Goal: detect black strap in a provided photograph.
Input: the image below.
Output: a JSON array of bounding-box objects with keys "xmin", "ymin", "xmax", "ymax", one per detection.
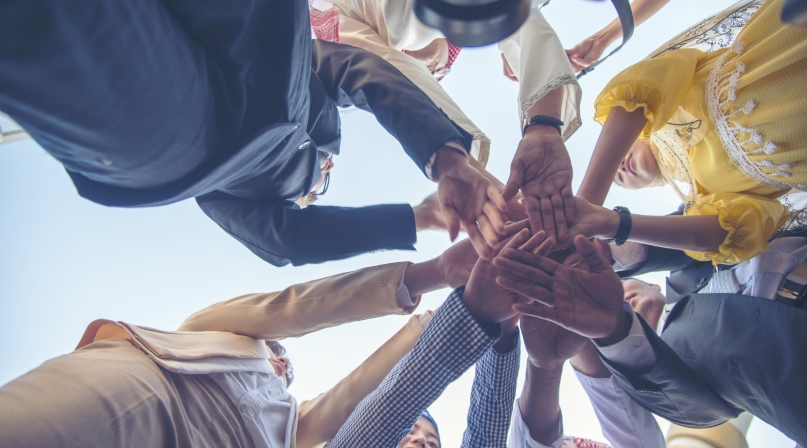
[{"xmin": 577, "ymin": 0, "xmax": 634, "ymax": 79}]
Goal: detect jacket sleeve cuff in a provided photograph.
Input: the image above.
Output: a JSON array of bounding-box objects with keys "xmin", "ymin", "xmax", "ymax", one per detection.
[{"xmin": 594, "ymin": 306, "xmax": 658, "ymax": 370}]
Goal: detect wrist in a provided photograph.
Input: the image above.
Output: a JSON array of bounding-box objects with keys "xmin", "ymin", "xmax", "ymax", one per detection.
[
  {"xmin": 412, "ymin": 203, "xmax": 427, "ymax": 232},
  {"xmin": 598, "ymin": 208, "xmax": 621, "ymax": 239},
  {"xmin": 431, "ymin": 145, "xmax": 467, "ymax": 182},
  {"xmin": 595, "ymin": 308, "xmax": 632, "ymax": 347},
  {"xmin": 526, "ymin": 361, "xmax": 564, "ymax": 379},
  {"xmin": 596, "ymin": 22, "xmax": 621, "ymax": 46},
  {"xmin": 405, "ymin": 258, "xmax": 447, "ymax": 297}
]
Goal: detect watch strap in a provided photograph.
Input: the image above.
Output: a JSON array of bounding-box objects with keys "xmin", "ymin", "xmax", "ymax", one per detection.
[
  {"xmin": 610, "ymin": 206, "xmax": 632, "ymax": 246},
  {"xmin": 522, "ymin": 114, "xmax": 564, "ymax": 136}
]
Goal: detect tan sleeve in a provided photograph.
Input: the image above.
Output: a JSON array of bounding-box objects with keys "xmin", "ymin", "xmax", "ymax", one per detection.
[
  {"xmin": 295, "ymin": 315, "xmax": 426, "ymax": 448},
  {"xmin": 178, "ymin": 262, "xmax": 413, "ymax": 339}
]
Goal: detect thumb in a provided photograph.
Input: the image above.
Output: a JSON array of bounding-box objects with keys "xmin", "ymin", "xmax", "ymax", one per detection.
[
  {"xmin": 503, "ymin": 164, "xmax": 524, "ymax": 201},
  {"xmin": 573, "ymin": 235, "xmax": 611, "ymax": 273}
]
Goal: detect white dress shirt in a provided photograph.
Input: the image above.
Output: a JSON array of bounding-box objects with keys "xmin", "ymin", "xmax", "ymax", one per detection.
[
  {"xmin": 507, "ymin": 369, "xmax": 665, "ymax": 448},
  {"xmin": 574, "ymin": 370, "xmax": 666, "ymax": 448}
]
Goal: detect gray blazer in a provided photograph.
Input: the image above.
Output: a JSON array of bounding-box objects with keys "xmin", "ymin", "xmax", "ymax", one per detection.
[{"xmin": 602, "ymin": 293, "xmax": 807, "ymax": 445}]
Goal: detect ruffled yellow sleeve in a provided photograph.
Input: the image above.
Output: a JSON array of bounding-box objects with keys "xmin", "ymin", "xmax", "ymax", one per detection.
[
  {"xmin": 594, "ymin": 48, "xmax": 701, "ymax": 139},
  {"xmin": 684, "ymin": 192, "xmax": 789, "ymax": 264}
]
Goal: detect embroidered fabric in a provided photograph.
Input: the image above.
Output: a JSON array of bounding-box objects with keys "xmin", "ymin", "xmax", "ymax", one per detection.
[
  {"xmin": 520, "ymin": 74, "xmax": 581, "ymax": 141},
  {"xmin": 646, "ymin": 107, "xmax": 708, "ymax": 210},
  {"xmin": 704, "ymin": 41, "xmax": 792, "ymax": 191}
]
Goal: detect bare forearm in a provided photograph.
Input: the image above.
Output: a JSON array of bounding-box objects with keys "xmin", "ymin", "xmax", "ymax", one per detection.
[
  {"xmin": 578, "ymin": 107, "xmax": 647, "ymax": 205},
  {"xmin": 404, "ymin": 259, "xmax": 449, "ymax": 297},
  {"xmin": 596, "ymin": 0, "xmax": 672, "ymax": 48},
  {"xmin": 519, "ymin": 364, "xmax": 563, "ymax": 445},
  {"xmin": 525, "ymin": 86, "xmax": 563, "ymax": 120},
  {"xmin": 597, "ymin": 211, "xmax": 727, "ymax": 253}
]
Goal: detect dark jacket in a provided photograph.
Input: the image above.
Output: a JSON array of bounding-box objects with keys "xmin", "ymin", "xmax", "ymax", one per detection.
[
  {"xmin": 1, "ymin": 0, "xmax": 470, "ymax": 266},
  {"xmin": 602, "ymin": 294, "xmax": 807, "ymax": 444}
]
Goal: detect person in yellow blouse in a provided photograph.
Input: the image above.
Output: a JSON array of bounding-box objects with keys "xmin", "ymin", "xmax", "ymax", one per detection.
[{"xmin": 574, "ymin": 0, "xmax": 807, "ymax": 264}]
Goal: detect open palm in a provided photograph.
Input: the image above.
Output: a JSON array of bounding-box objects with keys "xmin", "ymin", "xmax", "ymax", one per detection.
[{"xmin": 494, "ymin": 236, "xmax": 625, "ymax": 339}]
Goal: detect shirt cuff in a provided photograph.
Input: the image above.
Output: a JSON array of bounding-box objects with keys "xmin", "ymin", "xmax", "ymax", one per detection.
[
  {"xmin": 593, "ymin": 307, "xmax": 658, "ymax": 370},
  {"xmin": 424, "ymin": 141, "xmax": 468, "ymax": 181},
  {"xmin": 396, "ymin": 264, "xmax": 416, "ymax": 309}
]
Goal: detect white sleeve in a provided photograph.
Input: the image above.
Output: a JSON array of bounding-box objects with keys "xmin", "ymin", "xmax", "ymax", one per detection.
[
  {"xmin": 594, "ymin": 309, "xmax": 658, "ymax": 369},
  {"xmin": 336, "ymin": 15, "xmax": 491, "ymax": 165},
  {"xmin": 330, "ymin": 0, "xmax": 440, "ymax": 50},
  {"xmin": 507, "ymin": 399, "xmax": 563, "ymax": 448},
  {"xmin": 574, "ymin": 371, "xmax": 666, "ymax": 448},
  {"xmin": 497, "ymin": 7, "xmax": 581, "ymax": 141}
]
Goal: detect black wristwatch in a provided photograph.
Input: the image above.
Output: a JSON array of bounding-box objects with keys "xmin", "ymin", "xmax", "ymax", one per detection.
[
  {"xmin": 521, "ymin": 114, "xmax": 564, "ymax": 136},
  {"xmin": 609, "ymin": 206, "xmax": 632, "ymax": 246}
]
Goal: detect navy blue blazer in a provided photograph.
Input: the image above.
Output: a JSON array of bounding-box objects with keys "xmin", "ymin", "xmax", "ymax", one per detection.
[{"xmin": 0, "ymin": 0, "xmax": 470, "ymax": 266}]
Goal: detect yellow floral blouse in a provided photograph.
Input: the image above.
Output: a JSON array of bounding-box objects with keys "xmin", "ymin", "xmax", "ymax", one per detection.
[{"xmin": 594, "ymin": 48, "xmax": 789, "ymax": 264}]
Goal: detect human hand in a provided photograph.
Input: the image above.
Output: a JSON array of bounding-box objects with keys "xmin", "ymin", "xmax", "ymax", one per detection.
[
  {"xmin": 493, "ymin": 236, "xmax": 628, "ymax": 341},
  {"xmin": 462, "ymin": 229, "xmax": 554, "ymax": 327},
  {"xmin": 437, "ymin": 220, "xmax": 533, "ymax": 289},
  {"xmin": 566, "ymin": 196, "xmax": 620, "ymax": 243},
  {"xmin": 501, "ymin": 53, "xmax": 518, "ymax": 82},
  {"xmin": 565, "ymin": 36, "xmax": 608, "ymax": 73},
  {"xmin": 521, "ymin": 314, "xmax": 587, "ymax": 371},
  {"xmin": 413, "ymin": 192, "xmax": 459, "ymax": 232},
  {"xmin": 434, "ymin": 147, "xmax": 508, "ymax": 259},
  {"xmin": 503, "ymin": 126, "xmax": 574, "ymax": 243}
]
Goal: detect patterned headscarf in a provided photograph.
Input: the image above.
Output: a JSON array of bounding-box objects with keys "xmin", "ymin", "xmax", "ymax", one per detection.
[{"xmin": 419, "ymin": 410, "xmax": 440, "ymax": 440}]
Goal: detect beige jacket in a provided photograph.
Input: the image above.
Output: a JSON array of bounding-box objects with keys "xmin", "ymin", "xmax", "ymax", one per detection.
[{"xmin": 78, "ymin": 262, "xmax": 429, "ymax": 448}]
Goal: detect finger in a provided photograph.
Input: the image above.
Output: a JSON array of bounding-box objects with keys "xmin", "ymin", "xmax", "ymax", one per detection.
[
  {"xmin": 443, "ymin": 207, "xmax": 461, "ymax": 242},
  {"xmin": 495, "ymin": 276, "xmax": 554, "ymax": 307},
  {"xmin": 476, "ymin": 213, "xmax": 499, "ymax": 247},
  {"xmin": 520, "ymin": 230, "xmax": 547, "ymax": 252},
  {"xmin": 534, "ymin": 236, "xmax": 556, "ymax": 257},
  {"xmin": 465, "ymin": 221, "xmax": 491, "ymax": 260},
  {"xmin": 503, "ymin": 219, "xmax": 531, "ymax": 236},
  {"xmin": 492, "ymin": 228, "xmax": 530, "ymax": 257},
  {"xmin": 502, "ymin": 162, "xmax": 523, "ymax": 201},
  {"xmin": 493, "ymin": 257, "xmax": 553, "ymax": 288},
  {"xmin": 486, "ymin": 184, "xmax": 509, "ymax": 214},
  {"xmin": 551, "ymin": 193, "xmax": 569, "ymax": 243},
  {"xmin": 539, "ymin": 196, "xmax": 557, "ymax": 241},
  {"xmin": 523, "ymin": 196, "xmax": 545, "ymax": 239},
  {"xmin": 562, "ymin": 185, "xmax": 575, "ymax": 230},
  {"xmin": 512, "ymin": 303, "xmax": 563, "ymax": 326},
  {"xmin": 499, "ymin": 247, "xmax": 560, "ymax": 276},
  {"xmin": 482, "ymin": 201, "xmax": 506, "ymax": 235},
  {"xmin": 573, "ymin": 235, "xmax": 611, "ymax": 273}
]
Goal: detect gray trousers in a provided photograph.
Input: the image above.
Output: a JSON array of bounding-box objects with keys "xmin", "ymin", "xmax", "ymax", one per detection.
[{"xmin": 0, "ymin": 339, "xmax": 255, "ymax": 448}]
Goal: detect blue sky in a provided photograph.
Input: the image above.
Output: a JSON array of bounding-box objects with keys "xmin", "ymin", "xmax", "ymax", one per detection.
[{"xmin": 0, "ymin": 0, "xmax": 795, "ymax": 445}]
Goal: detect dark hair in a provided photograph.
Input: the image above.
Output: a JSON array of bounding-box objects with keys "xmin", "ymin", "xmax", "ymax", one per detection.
[{"xmin": 265, "ymin": 340, "xmax": 295, "ymax": 386}]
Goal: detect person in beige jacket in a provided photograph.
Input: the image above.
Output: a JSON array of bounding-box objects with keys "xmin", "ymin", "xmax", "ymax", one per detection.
[{"xmin": 0, "ymin": 241, "xmax": 478, "ymax": 448}]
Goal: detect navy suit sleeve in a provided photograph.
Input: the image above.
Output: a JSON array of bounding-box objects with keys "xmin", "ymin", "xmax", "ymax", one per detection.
[
  {"xmin": 600, "ymin": 314, "xmax": 741, "ymax": 428},
  {"xmin": 310, "ymin": 40, "xmax": 473, "ymax": 176},
  {"xmin": 196, "ymin": 191, "xmax": 417, "ymax": 267}
]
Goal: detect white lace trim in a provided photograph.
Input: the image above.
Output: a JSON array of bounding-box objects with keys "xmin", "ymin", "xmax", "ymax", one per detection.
[
  {"xmin": 519, "ymin": 74, "xmax": 581, "ymax": 141},
  {"xmin": 705, "ymin": 40, "xmax": 793, "ymax": 191}
]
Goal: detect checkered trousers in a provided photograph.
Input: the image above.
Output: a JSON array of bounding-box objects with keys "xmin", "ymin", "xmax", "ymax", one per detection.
[
  {"xmin": 326, "ymin": 287, "xmax": 499, "ymax": 448},
  {"xmin": 461, "ymin": 330, "xmax": 521, "ymax": 448}
]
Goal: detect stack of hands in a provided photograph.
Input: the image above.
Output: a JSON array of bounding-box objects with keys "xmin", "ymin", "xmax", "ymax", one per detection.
[
  {"xmin": 422, "ymin": 134, "xmax": 624, "ymax": 261},
  {"xmin": 433, "ymin": 219, "xmax": 632, "ymax": 382}
]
